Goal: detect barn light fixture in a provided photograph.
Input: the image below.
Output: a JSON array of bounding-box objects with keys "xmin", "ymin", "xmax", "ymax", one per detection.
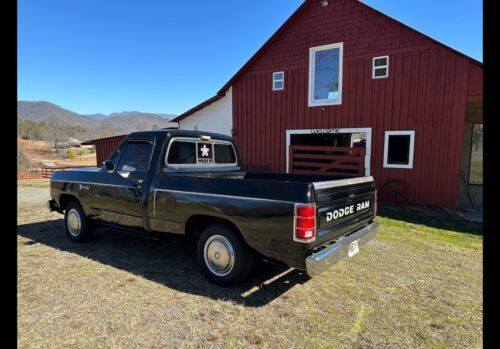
[{"xmin": 320, "ymin": 0, "xmax": 329, "ymax": 7}]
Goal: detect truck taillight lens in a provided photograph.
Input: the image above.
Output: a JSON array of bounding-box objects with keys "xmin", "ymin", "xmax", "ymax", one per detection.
[
  {"xmin": 374, "ymin": 189, "xmax": 378, "ymax": 216},
  {"xmin": 294, "ymin": 204, "xmax": 316, "ymax": 242}
]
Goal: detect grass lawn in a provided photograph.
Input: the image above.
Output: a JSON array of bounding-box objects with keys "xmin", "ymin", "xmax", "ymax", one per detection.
[{"xmin": 17, "ymin": 199, "xmax": 482, "ymax": 349}]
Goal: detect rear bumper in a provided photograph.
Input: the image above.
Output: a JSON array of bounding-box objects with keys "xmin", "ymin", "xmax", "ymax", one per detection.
[{"xmin": 305, "ymin": 221, "xmax": 379, "ymax": 276}]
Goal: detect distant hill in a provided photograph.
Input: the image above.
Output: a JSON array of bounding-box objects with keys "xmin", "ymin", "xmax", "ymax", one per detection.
[{"xmin": 17, "ymin": 101, "xmax": 178, "ymax": 135}]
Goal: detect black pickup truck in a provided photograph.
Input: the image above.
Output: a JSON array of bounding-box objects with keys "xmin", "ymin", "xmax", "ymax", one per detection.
[{"xmin": 48, "ymin": 130, "xmax": 378, "ymax": 285}]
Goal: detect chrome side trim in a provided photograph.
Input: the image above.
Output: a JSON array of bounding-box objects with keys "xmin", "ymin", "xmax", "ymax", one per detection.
[
  {"xmin": 51, "ymin": 180, "xmax": 134, "ymax": 189},
  {"xmin": 312, "ymin": 176, "xmax": 374, "ymax": 190},
  {"xmin": 305, "ymin": 221, "xmax": 379, "ymax": 276},
  {"xmin": 153, "ymin": 188, "xmax": 297, "ymax": 205}
]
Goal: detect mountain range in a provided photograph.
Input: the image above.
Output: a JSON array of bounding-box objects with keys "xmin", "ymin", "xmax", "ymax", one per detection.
[{"xmin": 17, "ymin": 101, "xmax": 178, "ymax": 134}]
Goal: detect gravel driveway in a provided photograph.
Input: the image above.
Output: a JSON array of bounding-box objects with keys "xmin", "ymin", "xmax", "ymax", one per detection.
[{"xmin": 17, "ymin": 187, "xmax": 50, "ymax": 205}]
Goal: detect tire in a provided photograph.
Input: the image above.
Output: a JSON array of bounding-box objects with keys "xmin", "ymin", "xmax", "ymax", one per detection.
[
  {"xmin": 196, "ymin": 223, "xmax": 254, "ymax": 286},
  {"xmin": 64, "ymin": 201, "xmax": 94, "ymax": 243}
]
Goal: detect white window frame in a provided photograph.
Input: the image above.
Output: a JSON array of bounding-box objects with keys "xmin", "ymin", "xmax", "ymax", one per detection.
[
  {"xmin": 308, "ymin": 42, "xmax": 343, "ymax": 106},
  {"xmin": 272, "ymin": 71, "xmax": 284, "ymax": 91},
  {"xmin": 372, "ymin": 55, "xmax": 389, "ymax": 79},
  {"xmin": 383, "ymin": 130, "xmax": 415, "ymax": 169}
]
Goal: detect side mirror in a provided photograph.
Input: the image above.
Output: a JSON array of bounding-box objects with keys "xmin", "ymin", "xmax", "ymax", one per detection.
[{"xmin": 104, "ymin": 160, "xmax": 115, "ymax": 172}]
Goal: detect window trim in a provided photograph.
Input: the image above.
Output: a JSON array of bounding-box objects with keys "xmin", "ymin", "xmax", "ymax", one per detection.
[
  {"xmin": 308, "ymin": 42, "xmax": 343, "ymax": 107},
  {"xmin": 372, "ymin": 55, "xmax": 389, "ymax": 79},
  {"xmin": 272, "ymin": 71, "xmax": 284, "ymax": 91},
  {"xmin": 468, "ymin": 123, "xmax": 483, "ymax": 186},
  {"xmin": 164, "ymin": 137, "xmax": 238, "ymax": 168},
  {"xmin": 115, "ymin": 138, "xmax": 155, "ymax": 173},
  {"xmin": 383, "ymin": 130, "xmax": 415, "ymax": 169}
]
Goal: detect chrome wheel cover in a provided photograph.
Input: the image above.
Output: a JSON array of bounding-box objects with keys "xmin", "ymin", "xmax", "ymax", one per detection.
[
  {"xmin": 204, "ymin": 235, "xmax": 235, "ymax": 277},
  {"xmin": 67, "ymin": 208, "xmax": 82, "ymax": 237}
]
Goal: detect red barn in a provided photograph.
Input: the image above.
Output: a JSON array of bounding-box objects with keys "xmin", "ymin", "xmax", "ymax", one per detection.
[{"xmin": 174, "ymin": 0, "xmax": 483, "ymax": 209}]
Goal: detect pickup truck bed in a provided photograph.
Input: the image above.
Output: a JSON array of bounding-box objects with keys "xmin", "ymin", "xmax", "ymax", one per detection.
[{"xmin": 49, "ymin": 130, "xmax": 378, "ymax": 285}]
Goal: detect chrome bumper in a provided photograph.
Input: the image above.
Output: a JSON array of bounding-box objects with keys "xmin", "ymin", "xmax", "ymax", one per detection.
[{"xmin": 305, "ymin": 221, "xmax": 379, "ymax": 276}]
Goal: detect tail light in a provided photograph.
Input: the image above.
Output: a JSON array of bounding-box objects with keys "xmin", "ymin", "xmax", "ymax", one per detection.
[
  {"xmin": 294, "ymin": 203, "xmax": 316, "ymax": 242},
  {"xmin": 374, "ymin": 189, "xmax": 378, "ymax": 216}
]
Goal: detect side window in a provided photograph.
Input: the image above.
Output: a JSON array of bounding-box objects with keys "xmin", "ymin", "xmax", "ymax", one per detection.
[
  {"xmin": 383, "ymin": 130, "xmax": 415, "ymax": 169},
  {"xmin": 372, "ymin": 56, "xmax": 389, "ymax": 79},
  {"xmin": 108, "ymin": 145, "xmax": 123, "ymax": 168},
  {"xmin": 116, "ymin": 141, "xmax": 153, "ymax": 172}
]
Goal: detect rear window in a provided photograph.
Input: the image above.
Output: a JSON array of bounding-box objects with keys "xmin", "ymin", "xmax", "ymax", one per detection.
[{"xmin": 166, "ymin": 139, "xmax": 237, "ymax": 167}]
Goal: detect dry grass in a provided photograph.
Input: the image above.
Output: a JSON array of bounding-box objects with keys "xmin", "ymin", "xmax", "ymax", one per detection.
[
  {"xmin": 17, "ymin": 199, "xmax": 482, "ymax": 349},
  {"xmin": 17, "ymin": 178, "xmax": 50, "ymax": 188}
]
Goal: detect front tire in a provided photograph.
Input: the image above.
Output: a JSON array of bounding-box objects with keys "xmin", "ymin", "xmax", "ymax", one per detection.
[
  {"xmin": 64, "ymin": 201, "xmax": 94, "ymax": 243},
  {"xmin": 197, "ymin": 223, "xmax": 254, "ymax": 286}
]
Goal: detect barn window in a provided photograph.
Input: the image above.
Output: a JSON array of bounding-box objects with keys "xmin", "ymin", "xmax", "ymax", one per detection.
[
  {"xmin": 372, "ymin": 56, "xmax": 389, "ymax": 79},
  {"xmin": 383, "ymin": 130, "xmax": 415, "ymax": 169},
  {"xmin": 468, "ymin": 123, "xmax": 483, "ymax": 185},
  {"xmin": 273, "ymin": 71, "xmax": 284, "ymax": 90},
  {"xmin": 308, "ymin": 42, "xmax": 343, "ymax": 106}
]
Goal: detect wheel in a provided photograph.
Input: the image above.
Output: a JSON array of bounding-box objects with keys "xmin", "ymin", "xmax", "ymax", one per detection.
[
  {"xmin": 196, "ymin": 223, "xmax": 254, "ymax": 286},
  {"xmin": 64, "ymin": 201, "xmax": 94, "ymax": 242}
]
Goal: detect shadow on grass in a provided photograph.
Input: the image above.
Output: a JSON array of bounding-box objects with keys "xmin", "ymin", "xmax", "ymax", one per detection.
[
  {"xmin": 17, "ymin": 219, "xmax": 310, "ymax": 307},
  {"xmin": 378, "ymin": 202, "xmax": 483, "ymax": 236}
]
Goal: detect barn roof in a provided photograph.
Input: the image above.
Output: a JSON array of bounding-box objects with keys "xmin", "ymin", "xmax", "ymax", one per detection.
[{"xmin": 172, "ymin": 0, "xmax": 482, "ymax": 123}]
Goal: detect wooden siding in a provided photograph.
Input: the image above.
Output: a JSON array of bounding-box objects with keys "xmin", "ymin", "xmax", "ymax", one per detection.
[
  {"xmin": 93, "ymin": 135, "xmax": 125, "ymax": 167},
  {"xmin": 178, "ymin": 87, "xmax": 233, "ymax": 136},
  {"xmin": 232, "ymin": 0, "xmax": 481, "ymax": 208}
]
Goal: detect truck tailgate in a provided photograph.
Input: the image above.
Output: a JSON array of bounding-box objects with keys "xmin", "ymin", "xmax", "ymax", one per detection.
[{"xmin": 313, "ymin": 176, "xmax": 376, "ymax": 244}]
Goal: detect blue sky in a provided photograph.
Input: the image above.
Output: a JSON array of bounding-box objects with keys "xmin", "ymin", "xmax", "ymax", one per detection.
[{"xmin": 18, "ymin": 0, "xmax": 482, "ymax": 116}]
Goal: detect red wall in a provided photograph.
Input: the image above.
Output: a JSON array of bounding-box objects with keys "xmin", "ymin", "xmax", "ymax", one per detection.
[
  {"xmin": 94, "ymin": 135, "xmax": 125, "ymax": 167},
  {"xmin": 232, "ymin": 0, "xmax": 481, "ymax": 208}
]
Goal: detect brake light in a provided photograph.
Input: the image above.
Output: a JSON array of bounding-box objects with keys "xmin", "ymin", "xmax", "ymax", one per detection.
[
  {"xmin": 374, "ymin": 189, "xmax": 378, "ymax": 216},
  {"xmin": 294, "ymin": 203, "xmax": 316, "ymax": 242}
]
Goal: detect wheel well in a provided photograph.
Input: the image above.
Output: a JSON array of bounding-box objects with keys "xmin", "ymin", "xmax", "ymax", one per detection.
[
  {"xmin": 184, "ymin": 215, "xmax": 244, "ymax": 245},
  {"xmin": 59, "ymin": 194, "xmax": 79, "ymax": 211}
]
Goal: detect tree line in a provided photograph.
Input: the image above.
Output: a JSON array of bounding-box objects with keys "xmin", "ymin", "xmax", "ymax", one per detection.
[{"xmin": 17, "ymin": 120, "xmax": 121, "ymax": 148}]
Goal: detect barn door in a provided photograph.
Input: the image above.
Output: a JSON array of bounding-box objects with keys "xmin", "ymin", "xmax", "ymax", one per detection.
[{"xmin": 288, "ymin": 145, "xmax": 366, "ymax": 177}]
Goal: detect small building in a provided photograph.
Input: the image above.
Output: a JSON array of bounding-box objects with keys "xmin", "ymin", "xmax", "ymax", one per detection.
[
  {"xmin": 172, "ymin": 0, "xmax": 483, "ymax": 209},
  {"xmin": 55, "ymin": 137, "xmax": 82, "ymax": 149}
]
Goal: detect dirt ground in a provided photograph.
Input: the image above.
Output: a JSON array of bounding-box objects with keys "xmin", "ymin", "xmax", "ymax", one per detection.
[{"xmin": 17, "ymin": 187, "xmax": 483, "ymax": 349}]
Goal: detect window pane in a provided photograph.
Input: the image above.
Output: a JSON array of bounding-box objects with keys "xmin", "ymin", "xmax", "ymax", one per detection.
[
  {"xmin": 374, "ymin": 58, "xmax": 387, "ymax": 67},
  {"xmin": 214, "ymin": 144, "xmax": 236, "ymax": 164},
  {"xmin": 387, "ymin": 135, "xmax": 410, "ymax": 164},
  {"xmin": 274, "ymin": 81, "xmax": 283, "ymax": 90},
  {"xmin": 167, "ymin": 141, "xmax": 196, "ymax": 164},
  {"xmin": 274, "ymin": 72, "xmax": 283, "ymax": 80},
  {"xmin": 469, "ymin": 124, "xmax": 483, "ymax": 185},
  {"xmin": 374, "ymin": 68, "xmax": 387, "ymax": 77},
  {"xmin": 314, "ymin": 47, "xmax": 340, "ymax": 100},
  {"xmin": 116, "ymin": 142, "xmax": 152, "ymax": 172}
]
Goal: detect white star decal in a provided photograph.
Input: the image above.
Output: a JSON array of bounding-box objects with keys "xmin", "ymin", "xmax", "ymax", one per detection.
[{"xmin": 200, "ymin": 144, "xmax": 210, "ymax": 157}]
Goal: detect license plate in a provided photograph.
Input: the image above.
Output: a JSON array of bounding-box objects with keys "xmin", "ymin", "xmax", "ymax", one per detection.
[{"xmin": 348, "ymin": 240, "xmax": 360, "ymax": 257}]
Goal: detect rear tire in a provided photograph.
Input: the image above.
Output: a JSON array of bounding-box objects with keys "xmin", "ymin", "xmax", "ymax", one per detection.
[
  {"xmin": 64, "ymin": 201, "xmax": 94, "ymax": 243},
  {"xmin": 197, "ymin": 223, "xmax": 254, "ymax": 286}
]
